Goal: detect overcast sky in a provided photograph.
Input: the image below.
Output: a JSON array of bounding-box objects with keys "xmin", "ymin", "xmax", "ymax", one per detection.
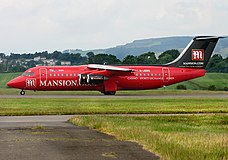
[{"xmin": 0, "ymin": 0, "xmax": 227, "ymax": 54}]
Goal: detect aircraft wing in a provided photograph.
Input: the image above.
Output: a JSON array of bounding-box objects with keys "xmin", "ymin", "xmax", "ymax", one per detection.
[
  {"xmin": 87, "ymin": 64, "xmax": 134, "ymax": 72},
  {"xmin": 79, "ymin": 64, "xmax": 134, "ymax": 85}
]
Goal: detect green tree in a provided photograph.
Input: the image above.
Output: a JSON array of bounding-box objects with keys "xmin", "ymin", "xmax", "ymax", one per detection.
[
  {"xmin": 86, "ymin": 52, "xmax": 95, "ymax": 58},
  {"xmin": 70, "ymin": 53, "xmax": 87, "ymax": 64},
  {"xmin": 88, "ymin": 54, "xmax": 121, "ymax": 65},
  {"xmin": 0, "ymin": 64, "xmax": 4, "ymax": 72},
  {"xmin": 208, "ymin": 85, "xmax": 216, "ymax": 91},
  {"xmin": 0, "ymin": 53, "xmax": 5, "ymax": 58},
  {"xmin": 9, "ymin": 53, "xmax": 21, "ymax": 59},
  {"xmin": 206, "ymin": 54, "xmax": 226, "ymax": 72},
  {"xmin": 11, "ymin": 66, "xmax": 26, "ymax": 72},
  {"xmin": 27, "ymin": 60, "xmax": 36, "ymax": 68},
  {"xmin": 51, "ymin": 51, "xmax": 62, "ymax": 59},
  {"xmin": 56, "ymin": 61, "xmax": 61, "ymax": 65},
  {"xmin": 158, "ymin": 49, "xmax": 180, "ymax": 64},
  {"xmin": 122, "ymin": 55, "xmax": 137, "ymax": 64},
  {"xmin": 136, "ymin": 52, "xmax": 157, "ymax": 64},
  {"xmin": 176, "ymin": 84, "xmax": 187, "ymax": 90}
]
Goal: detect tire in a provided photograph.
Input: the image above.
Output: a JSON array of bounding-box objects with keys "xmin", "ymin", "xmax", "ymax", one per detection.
[
  {"xmin": 20, "ymin": 90, "xmax": 25, "ymax": 95},
  {"xmin": 104, "ymin": 91, "xmax": 116, "ymax": 95}
]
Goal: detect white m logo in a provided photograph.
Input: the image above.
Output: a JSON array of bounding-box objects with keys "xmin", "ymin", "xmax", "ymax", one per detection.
[
  {"xmin": 192, "ymin": 49, "xmax": 204, "ymax": 61},
  {"xmin": 26, "ymin": 79, "xmax": 36, "ymax": 87}
]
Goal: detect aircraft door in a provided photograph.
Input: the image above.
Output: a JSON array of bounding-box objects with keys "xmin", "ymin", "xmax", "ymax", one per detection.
[
  {"xmin": 39, "ymin": 68, "xmax": 47, "ymax": 81},
  {"xmin": 162, "ymin": 68, "xmax": 170, "ymax": 82}
]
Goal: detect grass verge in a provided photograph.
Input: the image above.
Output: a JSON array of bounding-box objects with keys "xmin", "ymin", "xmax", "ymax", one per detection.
[
  {"xmin": 70, "ymin": 115, "xmax": 228, "ymax": 160},
  {"xmin": 0, "ymin": 98, "xmax": 227, "ymax": 116}
]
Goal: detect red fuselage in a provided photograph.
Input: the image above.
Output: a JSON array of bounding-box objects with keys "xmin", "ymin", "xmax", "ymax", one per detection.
[{"xmin": 7, "ymin": 65, "xmax": 205, "ymax": 93}]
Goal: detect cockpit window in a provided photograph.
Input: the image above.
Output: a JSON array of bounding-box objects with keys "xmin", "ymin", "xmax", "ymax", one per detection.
[{"xmin": 22, "ymin": 71, "xmax": 35, "ymax": 77}]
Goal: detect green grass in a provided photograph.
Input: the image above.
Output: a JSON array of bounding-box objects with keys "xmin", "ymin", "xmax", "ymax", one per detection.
[
  {"xmin": 0, "ymin": 72, "xmax": 21, "ymax": 88},
  {"xmin": 166, "ymin": 73, "xmax": 228, "ymax": 90},
  {"xmin": 70, "ymin": 115, "xmax": 228, "ymax": 160},
  {"xmin": 0, "ymin": 98, "xmax": 227, "ymax": 116}
]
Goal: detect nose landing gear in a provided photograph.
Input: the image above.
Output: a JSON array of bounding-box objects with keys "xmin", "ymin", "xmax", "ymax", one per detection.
[{"xmin": 20, "ymin": 90, "xmax": 25, "ymax": 95}]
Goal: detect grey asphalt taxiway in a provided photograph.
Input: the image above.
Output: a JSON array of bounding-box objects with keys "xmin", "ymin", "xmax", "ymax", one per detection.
[{"xmin": 0, "ymin": 115, "xmax": 160, "ymax": 160}]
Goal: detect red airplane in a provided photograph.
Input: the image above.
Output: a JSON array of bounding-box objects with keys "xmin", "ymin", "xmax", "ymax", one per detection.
[{"xmin": 7, "ymin": 36, "xmax": 224, "ymax": 95}]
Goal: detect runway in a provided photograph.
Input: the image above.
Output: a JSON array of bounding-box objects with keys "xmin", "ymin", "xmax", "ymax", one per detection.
[
  {"xmin": 0, "ymin": 93, "xmax": 227, "ymax": 99},
  {"xmin": 0, "ymin": 115, "xmax": 159, "ymax": 160}
]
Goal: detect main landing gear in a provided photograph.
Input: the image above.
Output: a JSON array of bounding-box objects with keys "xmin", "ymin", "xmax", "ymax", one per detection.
[
  {"xmin": 103, "ymin": 91, "xmax": 116, "ymax": 95},
  {"xmin": 20, "ymin": 90, "xmax": 25, "ymax": 95}
]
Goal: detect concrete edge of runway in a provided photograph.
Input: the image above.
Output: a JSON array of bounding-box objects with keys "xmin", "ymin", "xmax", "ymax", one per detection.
[{"xmin": 0, "ymin": 113, "xmax": 227, "ymax": 123}]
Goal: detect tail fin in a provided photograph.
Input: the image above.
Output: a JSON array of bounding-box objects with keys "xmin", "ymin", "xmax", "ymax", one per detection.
[{"xmin": 167, "ymin": 36, "xmax": 225, "ymax": 68}]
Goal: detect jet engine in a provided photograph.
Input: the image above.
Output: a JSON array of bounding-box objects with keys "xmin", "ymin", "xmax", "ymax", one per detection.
[
  {"xmin": 79, "ymin": 74, "xmax": 108, "ymax": 85},
  {"xmin": 79, "ymin": 74, "xmax": 88, "ymax": 84}
]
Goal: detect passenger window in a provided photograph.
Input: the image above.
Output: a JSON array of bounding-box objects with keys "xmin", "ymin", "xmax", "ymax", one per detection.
[
  {"xmin": 66, "ymin": 74, "xmax": 68, "ymax": 76},
  {"xmin": 61, "ymin": 74, "xmax": 64, "ymax": 76},
  {"xmin": 70, "ymin": 74, "xmax": 72, "ymax": 76},
  {"xmin": 50, "ymin": 74, "xmax": 52, "ymax": 77},
  {"xmin": 74, "ymin": 74, "xmax": 77, "ymax": 76}
]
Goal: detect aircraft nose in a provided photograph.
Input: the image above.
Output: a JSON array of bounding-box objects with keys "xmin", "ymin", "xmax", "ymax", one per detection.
[
  {"xmin": 7, "ymin": 79, "xmax": 17, "ymax": 88},
  {"xmin": 7, "ymin": 76, "xmax": 24, "ymax": 89}
]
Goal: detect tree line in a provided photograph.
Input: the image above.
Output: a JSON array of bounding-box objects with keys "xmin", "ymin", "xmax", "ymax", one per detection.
[{"xmin": 0, "ymin": 50, "xmax": 227, "ymax": 73}]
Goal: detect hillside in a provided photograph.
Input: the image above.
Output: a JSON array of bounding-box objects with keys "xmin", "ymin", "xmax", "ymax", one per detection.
[
  {"xmin": 64, "ymin": 36, "xmax": 228, "ymax": 59},
  {"xmin": 105, "ymin": 36, "xmax": 192, "ymax": 59}
]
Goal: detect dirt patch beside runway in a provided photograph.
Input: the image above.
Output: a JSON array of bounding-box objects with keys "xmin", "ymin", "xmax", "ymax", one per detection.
[{"xmin": 0, "ymin": 116, "xmax": 159, "ymax": 160}]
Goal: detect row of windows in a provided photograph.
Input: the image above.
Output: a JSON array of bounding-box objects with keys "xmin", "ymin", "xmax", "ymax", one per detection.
[
  {"xmin": 135, "ymin": 73, "xmax": 161, "ymax": 77},
  {"xmin": 22, "ymin": 72, "xmax": 161, "ymax": 78},
  {"xmin": 50, "ymin": 73, "xmax": 77, "ymax": 77}
]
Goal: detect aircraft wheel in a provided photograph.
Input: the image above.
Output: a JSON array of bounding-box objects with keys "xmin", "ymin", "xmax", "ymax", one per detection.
[
  {"xmin": 104, "ymin": 91, "xmax": 116, "ymax": 95},
  {"xmin": 20, "ymin": 90, "xmax": 25, "ymax": 95}
]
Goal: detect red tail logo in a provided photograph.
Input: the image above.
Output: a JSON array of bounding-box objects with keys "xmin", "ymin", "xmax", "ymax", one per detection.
[{"xmin": 192, "ymin": 49, "xmax": 204, "ymax": 61}]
